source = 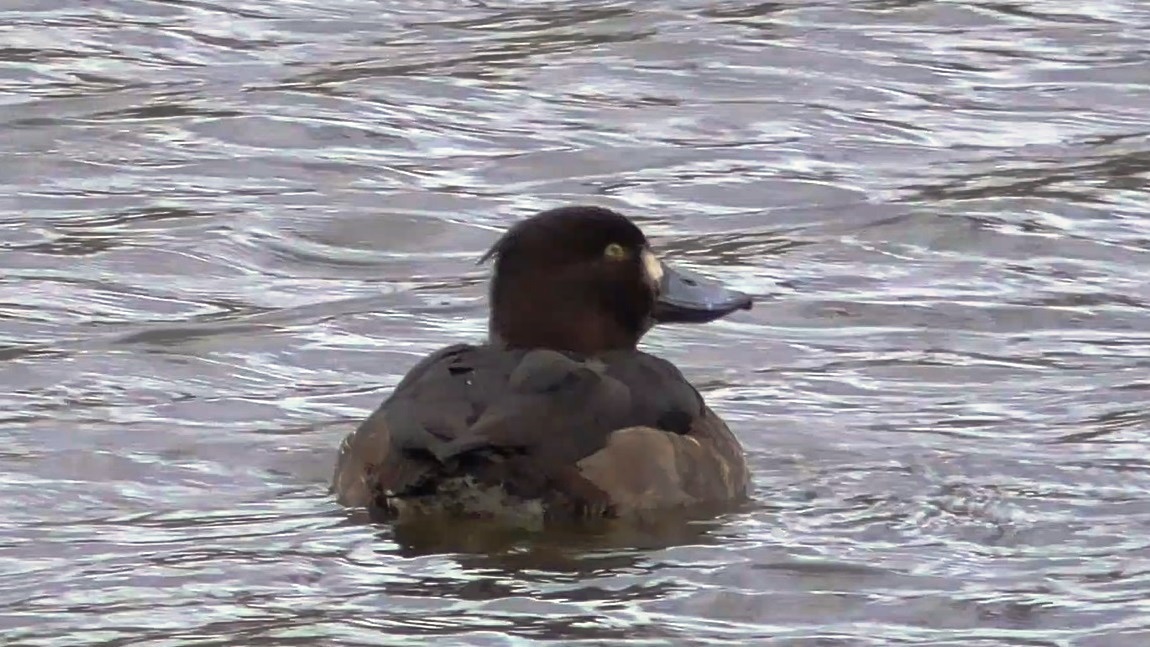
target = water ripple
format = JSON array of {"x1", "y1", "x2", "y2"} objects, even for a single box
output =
[{"x1": 3, "y1": 0, "x2": 1150, "y2": 645}]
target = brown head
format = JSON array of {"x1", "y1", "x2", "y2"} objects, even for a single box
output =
[{"x1": 480, "y1": 206, "x2": 752, "y2": 355}]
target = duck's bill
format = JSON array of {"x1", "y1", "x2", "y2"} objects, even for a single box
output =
[{"x1": 652, "y1": 262, "x2": 753, "y2": 324}]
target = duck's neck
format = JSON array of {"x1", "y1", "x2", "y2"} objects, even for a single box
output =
[{"x1": 487, "y1": 276, "x2": 643, "y2": 356}]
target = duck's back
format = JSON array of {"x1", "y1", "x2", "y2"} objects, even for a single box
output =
[{"x1": 332, "y1": 344, "x2": 748, "y2": 521}]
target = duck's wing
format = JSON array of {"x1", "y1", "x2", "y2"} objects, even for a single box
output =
[
  {"x1": 332, "y1": 346, "x2": 749, "y2": 516},
  {"x1": 575, "y1": 406, "x2": 751, "y2": 512},
  {"x1": 332, "y1": 343, "x2": 487, "y2": 507},
  {"x1": 572, "y1": 353, "x2": 750, "y2": 512},
  {"x1": 332, "y1": 345, "x2": 643, "y2": 510}
]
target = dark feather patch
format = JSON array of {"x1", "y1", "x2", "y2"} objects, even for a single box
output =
[{"x1": 348, "y1": 345, "x2": 707, "y2": 512}]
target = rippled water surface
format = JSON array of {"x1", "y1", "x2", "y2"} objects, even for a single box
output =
[{"x1": 4, "y1": 0, "x2": 1150, "y2": 644}]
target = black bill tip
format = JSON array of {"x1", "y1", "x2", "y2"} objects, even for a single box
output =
[{"x1": 652, "y1": 263, "x2": 753, "y2": 324}]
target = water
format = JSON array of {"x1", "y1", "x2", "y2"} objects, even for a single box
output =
[{"x1": 3, "y1": 1, "x2": 1150, "y2": 644}]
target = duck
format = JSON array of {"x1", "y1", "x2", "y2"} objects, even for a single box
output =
[{"x1": 332, "y1": 205, "x2": 753, "y2": 524}]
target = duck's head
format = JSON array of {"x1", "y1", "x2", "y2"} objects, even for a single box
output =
[{"x1": 480, "y1": 205, "x2": 753, "y2": 354}]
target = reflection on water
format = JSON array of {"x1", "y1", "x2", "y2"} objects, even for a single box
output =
[{"x1": 3, "y1": 0, "x2": 1150, "y2": 644}]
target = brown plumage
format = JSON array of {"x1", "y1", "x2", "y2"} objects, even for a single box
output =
[{"x1": 331, "y1": 206, "x2": 753, "y2": 523}]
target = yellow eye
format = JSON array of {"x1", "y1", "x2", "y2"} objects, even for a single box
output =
[{"x1": 604, "y1": 243, "x2": 628, "y2": 260}]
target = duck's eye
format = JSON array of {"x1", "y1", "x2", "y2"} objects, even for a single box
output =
[{"x1": 604, "y1": 243, "x2": 628, "y2": 260}]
